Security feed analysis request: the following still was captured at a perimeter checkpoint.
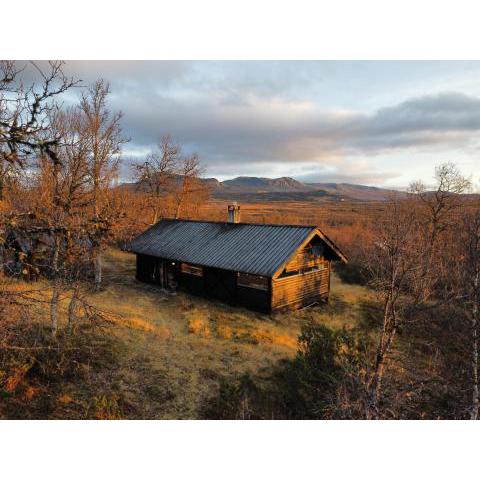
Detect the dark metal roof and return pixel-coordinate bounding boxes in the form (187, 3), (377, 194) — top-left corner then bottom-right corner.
(127, 219), (346, 277)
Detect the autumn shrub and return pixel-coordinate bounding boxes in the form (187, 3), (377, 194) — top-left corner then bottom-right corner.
(202, 322), (371, 419)
(0, 315), (128, 419)
(186, 311), (211, 337)
(334, 262), (369, 285)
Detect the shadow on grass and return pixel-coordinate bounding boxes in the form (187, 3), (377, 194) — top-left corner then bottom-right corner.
(334, 263), (368, 286)
(324, 296), (350, 315)
(357, 299), (383, 332)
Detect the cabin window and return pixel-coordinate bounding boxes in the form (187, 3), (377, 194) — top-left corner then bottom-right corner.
(311, 244), (324, 257)
(278, 262), (326, 278)
(237, 272), (269, 291)
(303, 263), (326, 273)
(181, 263), (203, 276)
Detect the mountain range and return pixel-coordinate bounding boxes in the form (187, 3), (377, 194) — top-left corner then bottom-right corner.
(203, 176), (403, 202)
(121, 174), (407, 202)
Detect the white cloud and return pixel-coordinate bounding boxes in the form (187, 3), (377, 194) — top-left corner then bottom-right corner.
(42, 61), (480, 185)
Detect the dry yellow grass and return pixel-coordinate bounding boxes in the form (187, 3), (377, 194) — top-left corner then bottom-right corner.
(6, 247), (373, 419)
(83, 248), (373, 418)
(186, 311), (211, 337)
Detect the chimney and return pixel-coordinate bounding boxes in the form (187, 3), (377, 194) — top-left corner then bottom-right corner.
(227, 202), (241, 223)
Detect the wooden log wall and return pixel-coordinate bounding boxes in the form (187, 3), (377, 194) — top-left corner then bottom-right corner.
(272, 262), (330, 310)
(284, 246), (324, 272)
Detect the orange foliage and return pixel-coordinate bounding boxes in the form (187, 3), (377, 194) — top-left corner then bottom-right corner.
(187, 315), (211, 338)
(57, 393), (74, 405)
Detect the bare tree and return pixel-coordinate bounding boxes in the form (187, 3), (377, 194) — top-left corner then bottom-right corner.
(0, 61), (78, 278)
(456, 205), (480, 419)
(172, 153), (205, 219)
(133, 135), (209, 222)
(20, 107), (92, 334)
(80, 79), (127, 290)
(133, 135), (179, 224)
(0, 61), (79, 172)
(363, 163), (471, 418)
(409, 162), (471, 302)
(363, 198), (420, 418)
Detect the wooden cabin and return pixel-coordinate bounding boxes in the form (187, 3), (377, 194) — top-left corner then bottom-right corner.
(128, 204), (347, 313)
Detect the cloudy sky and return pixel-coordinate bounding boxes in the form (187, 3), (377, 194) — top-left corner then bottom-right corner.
(59, 61), (480, 187)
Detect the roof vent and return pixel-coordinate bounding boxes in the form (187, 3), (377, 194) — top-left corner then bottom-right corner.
(227, 202), (241, 223)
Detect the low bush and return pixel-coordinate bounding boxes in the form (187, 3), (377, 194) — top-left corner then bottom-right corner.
(202, 322), (372, 419)
(0, 317), (131, 419)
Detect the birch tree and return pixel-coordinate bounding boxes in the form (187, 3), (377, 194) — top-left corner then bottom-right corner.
(27, 109), (90, 334)
(0, 61), (78, 171)
(363, 198), (420, 418)
(457, 206), (480, 419)
(134, 136), (209, 222)
(133, 135), (179, 224)
(80, 80), (126, 290)
(0, 61), (78, 276)
(364, 164), (471, 418)
(172, 153), (205, 219)
(409, 162), (471, 303)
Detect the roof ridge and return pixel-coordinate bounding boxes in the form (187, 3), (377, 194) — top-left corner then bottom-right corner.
(159, 218), (317, 229)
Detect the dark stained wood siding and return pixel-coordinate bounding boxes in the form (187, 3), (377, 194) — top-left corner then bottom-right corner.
(136, 254), (271, 313)
(136, 254), (156, 282)
(178, 270), (205, 295)
(236, 285), (271, 313)
(203, 268), (237, 303)
(136, 254), (175, 288)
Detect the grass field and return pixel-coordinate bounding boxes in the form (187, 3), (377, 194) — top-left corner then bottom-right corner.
(81, 248), (376, 418)
(1, 246), (378, 419)
(4, 245), (462, 419)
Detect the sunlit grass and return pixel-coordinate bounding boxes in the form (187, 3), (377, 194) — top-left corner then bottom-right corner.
(76, 248), (375, 418)
(5, 248), (375, 419)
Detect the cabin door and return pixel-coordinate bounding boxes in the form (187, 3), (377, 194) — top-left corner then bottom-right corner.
(151, 259), (167, 288)
(164, 261), (178, 290)
(153, 260), (178, 290)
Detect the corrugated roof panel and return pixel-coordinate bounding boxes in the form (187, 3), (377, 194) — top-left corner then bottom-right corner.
(127, 219), (316, 277)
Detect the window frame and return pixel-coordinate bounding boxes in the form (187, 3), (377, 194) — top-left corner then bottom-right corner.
(180, 262), (203, 277)
(237, 272), (269, 291)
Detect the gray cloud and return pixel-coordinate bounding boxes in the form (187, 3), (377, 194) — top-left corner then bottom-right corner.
(25, 61), (480, 184)
(296, 170), (401, 185)
(117, 91), (480, 170)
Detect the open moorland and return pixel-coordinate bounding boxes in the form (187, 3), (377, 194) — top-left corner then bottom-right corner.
(1, 61), (477, 419)
(1, 246), (377, 419)
(2, 176), (478, 420)
(2, 214), (471, 419)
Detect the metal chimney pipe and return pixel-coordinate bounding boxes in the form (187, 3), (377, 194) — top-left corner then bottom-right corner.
(227, 202), (241, 223)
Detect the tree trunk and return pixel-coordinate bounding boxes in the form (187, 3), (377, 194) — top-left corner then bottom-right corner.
(471, 272), (479, 420)
(174, 200), (182, 219)
(0, 230), (4, 277)
(68, 284), (79, 327)
(367, 299), (397, 419)
(0, 204), (5, 276)
(152, 197), (162, 224)
(93, 245), (102, 291)
(50, 283), (60, 336)
(50, 234), (61, 336)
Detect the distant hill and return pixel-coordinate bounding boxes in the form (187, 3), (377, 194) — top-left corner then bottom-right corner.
(215, 176), (403, 201)
(120, 175), (406, 202)
(222, 176), (308, 192)
(305, 182), (402, 201)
